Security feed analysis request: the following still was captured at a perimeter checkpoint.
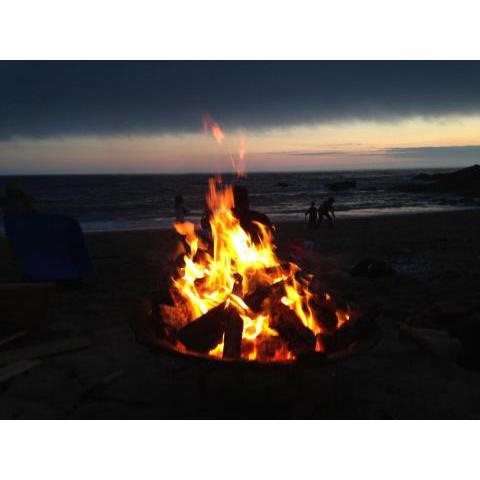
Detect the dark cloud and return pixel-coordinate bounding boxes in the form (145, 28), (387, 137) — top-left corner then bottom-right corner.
(1, 61), (480, 139)
(283, 145), (480, 163)
(385, 145), (480, 158)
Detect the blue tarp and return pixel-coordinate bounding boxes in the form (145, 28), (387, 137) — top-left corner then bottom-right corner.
(4, 212), (93, 282)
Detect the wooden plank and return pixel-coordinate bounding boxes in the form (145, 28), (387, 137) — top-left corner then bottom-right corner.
(0, 337), (91, 366)
(0, 359), (42, 385)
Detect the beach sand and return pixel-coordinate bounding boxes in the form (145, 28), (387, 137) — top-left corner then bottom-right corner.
(1, 210), (480, 419)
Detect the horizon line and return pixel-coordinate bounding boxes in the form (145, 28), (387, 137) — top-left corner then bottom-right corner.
(0, 164), (469, 177)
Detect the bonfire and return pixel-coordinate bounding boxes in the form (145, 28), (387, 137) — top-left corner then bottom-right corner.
(149, 177), (353, 362)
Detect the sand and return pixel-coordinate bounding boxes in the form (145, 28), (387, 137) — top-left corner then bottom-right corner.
(1, 210), (480, 419)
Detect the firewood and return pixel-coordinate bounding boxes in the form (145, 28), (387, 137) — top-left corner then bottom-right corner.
(312, 301), (338, 333)
(244, 281), (285, 312)
(193, 249), (211, 265)
(223, 313), (244, 359)
(177, 302), (229, 353)
(232, 273), (243, 297)
(241, 339), (255, 358)
(256, 335), (285, 361)
(319, 308), (378, 353)
(270, 303), (316, 356)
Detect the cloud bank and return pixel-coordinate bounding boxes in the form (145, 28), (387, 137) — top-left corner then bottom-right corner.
(1, 61), (480, 140)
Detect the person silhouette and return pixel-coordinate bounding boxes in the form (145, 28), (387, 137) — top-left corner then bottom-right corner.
(305, 201), (318, 229)
(319, 197), (335, 227)
(1, 183), (35, 216)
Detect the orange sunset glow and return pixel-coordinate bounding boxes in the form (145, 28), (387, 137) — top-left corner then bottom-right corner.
(1, 114), (480, 174)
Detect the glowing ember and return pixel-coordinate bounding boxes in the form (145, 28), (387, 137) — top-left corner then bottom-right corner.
(161, 177), (350, 362)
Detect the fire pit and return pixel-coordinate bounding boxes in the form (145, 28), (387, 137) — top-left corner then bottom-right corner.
(131, 177), (381, 369)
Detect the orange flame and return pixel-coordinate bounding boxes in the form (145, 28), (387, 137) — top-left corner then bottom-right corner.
(162, 178), (349, 362)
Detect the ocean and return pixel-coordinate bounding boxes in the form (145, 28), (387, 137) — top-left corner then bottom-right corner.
(1, 169), (479, 235)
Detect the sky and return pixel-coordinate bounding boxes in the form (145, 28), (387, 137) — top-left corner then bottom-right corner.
(1, 61), (479, 174)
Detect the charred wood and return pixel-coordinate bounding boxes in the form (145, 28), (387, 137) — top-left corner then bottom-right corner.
(271, 304), (316, 356)
(244, 281), (285, 312)
(319, 307), (378, 353)
(177, 302), (231, 353)
(312, 299), (338, 333)
(223, 313), (244, 359)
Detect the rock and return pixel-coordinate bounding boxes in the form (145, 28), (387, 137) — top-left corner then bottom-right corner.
(415, 172), (433, 181)
(396, 165), (480, 195)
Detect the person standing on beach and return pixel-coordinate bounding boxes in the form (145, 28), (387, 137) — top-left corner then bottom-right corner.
(319, 197), (335, 227)
(174, 195), (189, 222)
(305, 201), (318, 229)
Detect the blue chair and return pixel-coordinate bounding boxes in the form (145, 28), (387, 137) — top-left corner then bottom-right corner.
(4, 212), (93, 282)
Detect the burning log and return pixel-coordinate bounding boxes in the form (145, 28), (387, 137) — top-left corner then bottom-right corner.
(151, 290), (186, 343)
(244, 281), (285, 312)
(319, 307), (378, 353)
(130, 291), (186, 347)
(256, 335), (285, 361)
(312, 297), (338, 333)
(177, 302), (236, 353)
(271, 304), (316, 356)
(223, 314), (244, 359)
(241, 339), (255, 358)
(232, 273), (243, 297)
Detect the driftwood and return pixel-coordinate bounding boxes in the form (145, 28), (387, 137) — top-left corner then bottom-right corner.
(271, 303), (316, 356)
(223, 314), (244, 359)
(177, 302), (230, 353)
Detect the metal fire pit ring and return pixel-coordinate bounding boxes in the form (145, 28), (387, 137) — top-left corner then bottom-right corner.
(146, 319), (382, 372)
